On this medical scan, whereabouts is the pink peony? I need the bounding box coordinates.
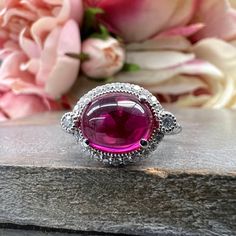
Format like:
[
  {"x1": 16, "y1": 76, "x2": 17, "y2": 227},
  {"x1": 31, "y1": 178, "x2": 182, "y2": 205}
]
[
  {"x1": 0, "y1": 0, "x2": 83, "y2": 120},
  {"x1": 0, "y1": 91, "x2": 62, "y2": 121}
]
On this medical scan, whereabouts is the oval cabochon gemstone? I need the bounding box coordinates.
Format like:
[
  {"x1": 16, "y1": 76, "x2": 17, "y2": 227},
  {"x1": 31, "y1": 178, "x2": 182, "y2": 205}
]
[{"x1": 81, "y1": 93, "x2": 158, "y2": 153}]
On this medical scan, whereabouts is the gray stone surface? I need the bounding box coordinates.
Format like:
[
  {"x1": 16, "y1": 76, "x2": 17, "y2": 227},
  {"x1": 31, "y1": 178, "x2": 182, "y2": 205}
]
[
  {"x1": 0, "y1": 229, "x2": 85, "y2": 236},
  {"x1": 0, "y1": 108, "x2": 236, "y2": 174},
  {"x1": 0, "y1": 109, "x2": 236, "y2": 235}
]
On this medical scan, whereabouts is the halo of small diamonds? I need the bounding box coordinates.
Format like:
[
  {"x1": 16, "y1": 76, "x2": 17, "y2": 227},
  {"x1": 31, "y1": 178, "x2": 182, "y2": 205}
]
[{"x1": 61, "y1": 83, "x2": 181, "y2": 165}]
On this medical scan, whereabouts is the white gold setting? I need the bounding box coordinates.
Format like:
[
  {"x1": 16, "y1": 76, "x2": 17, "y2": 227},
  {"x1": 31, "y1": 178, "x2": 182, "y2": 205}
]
[{"x1": 61, "y1": 83, "x2": 181, "y2": 166}]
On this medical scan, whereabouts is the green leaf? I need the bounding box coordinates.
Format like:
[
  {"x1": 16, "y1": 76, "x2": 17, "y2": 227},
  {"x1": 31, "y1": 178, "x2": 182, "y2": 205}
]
[
  {"x1": 90, "y1": 24, "x2": 110, "y2": 40},
  {"x1": 82, "y1": 7, "x2": 104, "y2": 39},
  {"x1": 86, "y1": 7, "x2": 104, "y2": 16},
  {"x1": 100, "y1": 25, "x2": 109, "y2": 36},
  {"x1": 65, "y1": 52, "x2": 90, "y2": 62},
  {"x1": 122, "y1": 63, "x2": 141, "y2": 72},
  {"x1": 84, "y1": 7, "x2": 104, "y2": 27}
]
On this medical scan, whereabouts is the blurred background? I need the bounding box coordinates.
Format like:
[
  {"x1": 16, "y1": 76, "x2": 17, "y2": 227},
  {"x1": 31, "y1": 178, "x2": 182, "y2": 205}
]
[{"x1": 1, "y1": 0, "x2": 236, "y2": 121}]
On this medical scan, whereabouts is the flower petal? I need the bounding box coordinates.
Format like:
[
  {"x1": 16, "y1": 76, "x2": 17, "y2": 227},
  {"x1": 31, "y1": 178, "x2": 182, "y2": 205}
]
[
  {"x1": 0, "y1": 110, "x2": 8, "y2": 121},
  {"x1": 0, "y1": 92, "x2": 52, "y2": 119},
  {"x1": 68, "y1": 0, "x2": 83, "y2": 24},
  {"x1": 192, "y1": 38, "x2": 236, "y2": 73},
  {"x1": 31, "y1": 16, "x2": 58, "y2": 49},
  {"x1": 192, "y1": 38, "x2": 236, "y2": 108},
  {"x1": 20, "y1": 58, "x2": 39, "y2": 74},
  {"x1": 19, "y1": 29, "x2": 41, "y2": 59},
  {"x1": 156, "y1": 23, "x2": 204, "y2": 38},
  {"x1": 87, "y1": 0, "x2": 196, "y2": 42},
  {"x1": 45, "y1": 20, "x2": 80, "y2": 98},
  {"x1": 145, "y1": 75, "x2": 208, "y2": 95},
  {"x1": 126, "y1": 36, "x2": 191, "y2": 51},
  {"x1": 176, "y1": 94, "x2": 211, "y2": 107},
  {"x1": 115, "y1": 59, "x2": 223, "y2": 85},
  {"x1": 1, "y1": 8, "x2": 37, "y2": 27},
  {"x1": 0, "y1": 51, "x2": 27, "y2": 80},
  {"x1": 36, "y1": 25, "x2": 61, "y2": 85},
  {"x1": 192, "y1": 0, "x2": 236, "y2": 41},
  {"x1": 126, "y1": 51, "x2": 195, "y2": 70},
  {"x1": 229, "y1": 0, "x2": 236, "y2": 8}
]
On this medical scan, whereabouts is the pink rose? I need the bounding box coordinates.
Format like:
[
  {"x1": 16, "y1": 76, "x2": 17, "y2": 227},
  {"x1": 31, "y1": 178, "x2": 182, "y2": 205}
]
[
  {"x1": 81, "y1": 0, "x2": 236, "y2": 108},
  {"x1": 81, "y1": 37, "x2": 125, "y2": 78},
  {"x1": 0, "y1": 0, "x2": 83, "y2": 120},
  {"x1": 85, "y1": 0, "x2": 198, "y2": 42}
]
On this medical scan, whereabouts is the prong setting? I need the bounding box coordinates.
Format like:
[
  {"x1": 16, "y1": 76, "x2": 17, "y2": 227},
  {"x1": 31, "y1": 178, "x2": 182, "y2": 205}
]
[
  {"x1": 140, "y1": 139, "x2": 148, "y2": 148},
  {"x1": 139, "y1": 95, "x2": 148, "y2": 103},
  {"x1": 83, "y1": 139, "x2": 90, "y2": 147}
]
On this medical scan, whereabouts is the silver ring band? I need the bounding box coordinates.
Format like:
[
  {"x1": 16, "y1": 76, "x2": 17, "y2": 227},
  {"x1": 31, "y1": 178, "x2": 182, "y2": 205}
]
[{"x1": 61, "y1": 83, "x2": 182, "y2": 166}]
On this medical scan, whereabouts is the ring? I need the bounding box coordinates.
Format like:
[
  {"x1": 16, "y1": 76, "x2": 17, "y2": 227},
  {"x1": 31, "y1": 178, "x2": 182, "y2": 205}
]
[{"x1": 61, "y1": 83, "x2": 182, "y2": 166}]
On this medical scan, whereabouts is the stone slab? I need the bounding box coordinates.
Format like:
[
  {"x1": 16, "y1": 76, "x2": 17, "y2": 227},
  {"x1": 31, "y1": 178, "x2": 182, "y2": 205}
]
[{"x1": 0, "y1": 108, "x2": 235, "y2": 235}]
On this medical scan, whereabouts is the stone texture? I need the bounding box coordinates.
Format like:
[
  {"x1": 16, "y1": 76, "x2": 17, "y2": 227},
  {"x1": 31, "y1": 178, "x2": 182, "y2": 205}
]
[
  {"x1": 0, "y1": 108, "x2": 236, "y2": 235},
  {"x1": 0, "y1": 228, "x2": 88, "y2": 236}
]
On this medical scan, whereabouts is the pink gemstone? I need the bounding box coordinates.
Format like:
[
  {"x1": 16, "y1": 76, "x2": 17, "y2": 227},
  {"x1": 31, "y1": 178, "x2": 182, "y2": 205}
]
[{"x1": 81, "y1": 93, "x2": 158, "y2": 153}]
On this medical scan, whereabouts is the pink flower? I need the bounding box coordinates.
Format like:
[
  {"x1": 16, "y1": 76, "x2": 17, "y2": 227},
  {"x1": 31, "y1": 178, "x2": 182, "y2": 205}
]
[
  {"x1": 85, "y1": 0, "x2": 236, "y2": 43},
  {"x1": 0, "y1": 0, "x2": 83, "y2": 120},
  {"x1": 85, "y1": 0, "x2": 198, "y2": 42},
  {"x1": 191, "y1": 0, "x2": 236, "y2": 41},
  {"x1": 81, "y1": 37, "x2": 125, "y2": 78},
  {"x1": 0, "y1": 0, "x2": 83, "y2": 53},
  {"x1": 79, "y1": 0, "x2": 236, "y2": 108},
  {"x1": 0, "y1": 91, "x2": 62, "y2": 121}
]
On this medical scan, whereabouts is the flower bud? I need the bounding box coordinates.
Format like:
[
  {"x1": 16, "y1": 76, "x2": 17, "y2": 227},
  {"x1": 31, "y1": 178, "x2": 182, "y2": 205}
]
[{"x1": 81, "y1": 37, "x2": 125, "y2": 78}]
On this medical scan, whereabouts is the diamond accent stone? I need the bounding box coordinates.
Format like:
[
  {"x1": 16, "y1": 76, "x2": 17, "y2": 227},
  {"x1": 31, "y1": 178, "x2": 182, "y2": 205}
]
[
  {"x1": 65, "y1": 117, "x2": 73, "y2": 127},
  {"x1": 163, "y1": 116, "x2": 174, "y2": 129},
  {"x1": 61, "y1": 112, "x2": 74, "y2": 133}
]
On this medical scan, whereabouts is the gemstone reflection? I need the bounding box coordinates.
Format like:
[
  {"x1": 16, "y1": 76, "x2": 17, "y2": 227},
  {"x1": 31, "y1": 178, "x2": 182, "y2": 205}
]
[{"x1": 81, "y1": 93, "x2": 158, "y2": 153}]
